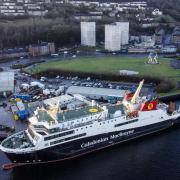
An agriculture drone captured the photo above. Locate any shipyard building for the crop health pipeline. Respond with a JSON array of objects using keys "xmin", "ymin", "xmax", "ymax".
[
  {"xmin": 81, "ymin": 22, "xmax": 96, "ymax": 46},
  {"xmin": 105, "ymin": 24, "xmax": 121, "ymax": 51},
  {"xmin": 0, "ymin": 71, "xmax": 14, "ymax": 95},
  {"xmin": 67, "ymin": 86, "xmax": 127, "ymax": 101}
]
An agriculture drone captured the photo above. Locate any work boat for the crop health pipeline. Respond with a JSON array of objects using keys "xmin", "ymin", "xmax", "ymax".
[{"xmin": 1, "ymin": 80, "xmax": 180, "ymax": 169}]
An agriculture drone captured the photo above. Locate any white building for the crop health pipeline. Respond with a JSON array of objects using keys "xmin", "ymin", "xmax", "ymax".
[
  {"xmin": 161, "ymin": 45, "xmax": 177, "ymax": 53},
  {"xmin": 152, "ymin": 9, "xmax": 163, "ymax": 16},
  {"xmin": 116, "ymin": 22, "xmax": 129, "ymax": 45},
  {"xmin": 0, "ymin": 71, "xmax": 14, "ymax": 93},
  {"xmin": 105, "ymin": 24, "xmax": 121, "ymax": 51},
  {"xmin": 43, "ymin": 95, "xmax": 74, "ymax": 107},
  {"xmin": 81, "ymin": 22, "xmax": 96, "ymax": 46},
  {"xmin": 67, "ymin": 86, "xmax": 127, "ymax": 101}
]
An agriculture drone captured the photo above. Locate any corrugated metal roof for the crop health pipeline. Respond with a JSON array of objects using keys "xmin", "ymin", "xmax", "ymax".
[
  {"xmin": 67, "ymin": 86, "xmax": 127, "ymax": 97},
  {"xmin": 0, "ymin": 71, "xmax": 14, "ymax": 92}
]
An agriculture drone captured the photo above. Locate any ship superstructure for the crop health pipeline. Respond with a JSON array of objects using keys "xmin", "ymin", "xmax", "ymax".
[{"xmin": 1, "ymin": 80, "xmax": 180, "ymax": 167}]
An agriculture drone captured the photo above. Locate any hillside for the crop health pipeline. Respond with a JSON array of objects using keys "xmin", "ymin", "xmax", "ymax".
[{"xmin": 147, "ymin": 0, "xmax": 180, "ymax": 21}]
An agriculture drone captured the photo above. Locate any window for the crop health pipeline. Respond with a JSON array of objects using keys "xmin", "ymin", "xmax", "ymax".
[
  {"xmin": 44, "ymin": 130, "xmax": 74, "ymax": 141},
  {"xmin": 34, "ymin": 125, "xmax": 45, "ymax": 129},
  {"xmin": 49, "ymin": 127, "xmax": 59, "ymax": 134},
  {"xmin": 28, "ymin": 128, "xmax": 35, "ymax": 139},
  {"xmin": 37, "ymin": 131, "xmax": 46, "ymax": 136},
  {"xmin": 115, "ymin": 119, "xmax": 138, "ymax": 128},
  {"xmin": 50, "ymin": 133, "xmax": 86, "ymax": 145}
]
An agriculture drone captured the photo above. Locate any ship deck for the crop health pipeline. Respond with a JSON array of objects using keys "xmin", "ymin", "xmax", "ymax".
[
  {"xmin": 106, "ymin": 104, "xmax": 124, "ymax": 114},
  {"xmin": 57, "ymin": 106, "xmax": 103, "ymax": 122},
  {"xmin": 1, "ymin": 131, "xmax": 34, "ymax": 149},
  {"xmin": 35, "ymin": 104, "xmax": 125, "ymax": 124}
]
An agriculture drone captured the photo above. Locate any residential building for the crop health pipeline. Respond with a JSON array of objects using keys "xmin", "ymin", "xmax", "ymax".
[
  {"xmin": 0, "ymin": 48, "xmax": 28, "ymax": 59},
  {"xmin": 155, "ymin": 28, "xmax": 165, "ymax": 44},
  {"xmin": 29, "ymin": 42, "xmax": 55, "ymax": 57},
  {"xmin": 105, "ymin": 24, "xmax": 121, "ymax": 51},
  {"xmin": 172, "ymin": 27, "xmax": 180, "ymax": 44},
  {"xmin": 74, "ymin": 13, "xmax": 102, "ymax": 20},
  {"xmin": 81, "ymin": 22, "xmax": 96, "ymax": 47},
  {"xmin": 116, "ymin": 22, "xmax": 129, "ymax": 45}
]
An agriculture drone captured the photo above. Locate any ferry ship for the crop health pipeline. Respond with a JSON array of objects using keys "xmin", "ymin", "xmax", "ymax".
[{"xmin": 0, "ymin": 80, "xmax": 180, "ymax": 168}]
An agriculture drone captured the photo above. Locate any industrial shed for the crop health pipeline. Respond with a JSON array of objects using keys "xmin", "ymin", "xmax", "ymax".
[
  {"xmin": 0, "ymin": 71, "xmax": 14, "ymax": 93},
  {"xmin": 67, "ymin": 86, "xmax": 127, "ymax": 101}
]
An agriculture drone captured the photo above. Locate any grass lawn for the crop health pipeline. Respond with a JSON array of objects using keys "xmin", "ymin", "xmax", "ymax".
[
  {"xmin": 25, "ymin": 56, "xmax": 180, "ymax": 82},
  {"xmin": 158, "ymin": 89, "xmax": 180, "ymax": 96}
]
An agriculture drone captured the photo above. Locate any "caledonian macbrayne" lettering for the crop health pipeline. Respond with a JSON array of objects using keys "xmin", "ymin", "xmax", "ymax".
[{"xmin": 81, "ymin": 130, "xmax": 134, "ymax": 148}]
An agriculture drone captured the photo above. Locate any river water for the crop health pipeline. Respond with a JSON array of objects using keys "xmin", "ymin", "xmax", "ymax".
[{"xmin": 0, "ymin": 101, "xmax": 180, "ymax": 180}]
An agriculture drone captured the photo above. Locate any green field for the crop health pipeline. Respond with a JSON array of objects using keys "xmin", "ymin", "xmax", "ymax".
[{"xmin": 25, "ymin": 56, "xmax": 180, "ymax": 82}]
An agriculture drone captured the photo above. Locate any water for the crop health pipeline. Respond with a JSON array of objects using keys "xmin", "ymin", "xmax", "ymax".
[{"xmin": 1, "ymin": 101, "xmax": 180, "ymax": 180}]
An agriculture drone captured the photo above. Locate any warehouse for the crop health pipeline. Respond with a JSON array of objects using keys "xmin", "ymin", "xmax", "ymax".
[
  {"xmin": 0, "ymin": 71, "xmax": 14, "ymax": 95},
  {"xmin": 67, "ymin": 86, "xmax": 127, "ymax": 101}
]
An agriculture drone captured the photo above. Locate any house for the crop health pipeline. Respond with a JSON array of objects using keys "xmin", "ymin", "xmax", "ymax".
[
  {"xmin": 155, "ymin": 28, "xmax": 165, "ymax": 44},
  {"xmin": 0, "ymin": 48, "xmax": 28, "ymax": 59},
  {"xmin": 171, "ymin": 27, "xmax": 180, "ymax": 44},
  {"xmin": 152, "ymin": 9, "xmax": 163, "ymax": 16},
  {"xmin": 161, "ymin": 45, "xmax": 177, "ymax": 53},
  {"xmin": 74, "ymin": 13, "xmax": 102, "ymax": 20}
]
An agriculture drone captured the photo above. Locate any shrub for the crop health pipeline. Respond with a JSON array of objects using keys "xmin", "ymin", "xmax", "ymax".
[{"xmin": 156, "ymin": 79, "xmax": 176, "ymax": 93}]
